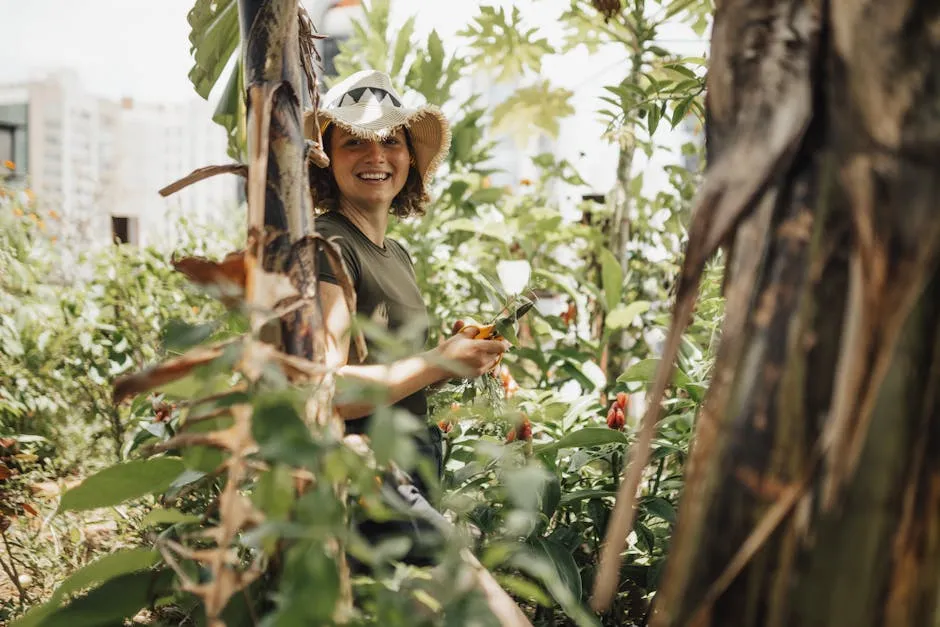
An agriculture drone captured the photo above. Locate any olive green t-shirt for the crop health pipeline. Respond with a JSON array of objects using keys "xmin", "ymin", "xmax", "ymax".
[{"xmin": 315, "ymin": 211, "xmax": 430, "ymax": 435}]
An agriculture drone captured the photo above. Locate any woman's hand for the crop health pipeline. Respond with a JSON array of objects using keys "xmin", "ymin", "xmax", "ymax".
[{"xmin": 432, "ymin": 324, "xmax": 510, "ymax": 380}]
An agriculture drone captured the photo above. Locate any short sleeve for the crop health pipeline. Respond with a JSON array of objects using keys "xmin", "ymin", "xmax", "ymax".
[{"xmin": 315, "ymin": 218, "xmax": 360, "ymax": 288}]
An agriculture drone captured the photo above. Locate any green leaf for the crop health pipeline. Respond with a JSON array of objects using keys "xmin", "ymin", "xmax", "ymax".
[
  {"xmin": 252, "ymin": 465, "xmax": 295, "ymax": 523},
  {"xmin": 212, "ymin": 57, "xmax": 246, "ymax": 159},
  {"xmin": 162, "ymin": 319, "xmax": 216, "ymax": 352},
  {"xmin": 647, "ymin": 101, "xmax": 662, "ymax": 135},
  {"xmin": 140, "ymin": 508, "xmax": 202, "ymax": 527},
  {"xmin": 496, "ymin": 574, "xmax": 553, "ymax": 606},
  {"xmin": 13, "ymin": 569, "xmax": 173, "ymax": 627},
  {"xmin": 671, "ymin": 95, "xmax": 694, "ymax": 128},
  {"xmin": 599, "ymin": 247, "xmax": 623, "ymax": 312},
  {"xmin": 390, "ymin": 16, "xmax": 416, "ymax": 78},
  {"xmin": 187, "ymin": 0, "xmax": 239, "ymax": 99},
  {"xmin": 252, "ymin": 394, "xmax": 319, "ymax": 468},
  {"xmin": 56, "ymin": 548, "xmax": 161, "ymax": 600},
  {"xmin": 559, "ymin": 489, "xmax": 617, "ymax": 505},
  {"xmin": 617, "ymin": 359, "xmax": 691, "ymax": 387},
  {"xmin": 641, "ymin": 496, "xmax": 677, "ymax": 524},
  {"xmin": 467, "ymin": 187, "xmax": 505, "ymax": 205},
  {"xmin": 605, "ymin": 300, "xmax": 650, "ymax": 331},
  {"xmin": 533, "ymin": 538, "xmax": 582, "ymax": 602},
  {"xmin": 459, "ymin": 5, "xmax": 554, "ymax": 83},
  {"xmin": 491, "ymin": 81, "xmax": 575, "ymax": 144},
  {"xmin": 59, "ymin": 458, "xmax": 186, "ymax": 513},
  {"xmin": 265, "ymin": 541, "xmax": 340, "ymax": 624},
  {"xmin": 534, "ymin": 428, "xmax": 628, "ymax": 455}
]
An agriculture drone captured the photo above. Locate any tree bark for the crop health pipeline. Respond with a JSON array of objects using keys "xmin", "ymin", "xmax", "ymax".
[
  {"xmin": 238, "ymin": 0, "xmax": 351, "ymax": 618},
  {"xmin": 649, "ymin": 1, "xmax": 940, "ymax": 625}
]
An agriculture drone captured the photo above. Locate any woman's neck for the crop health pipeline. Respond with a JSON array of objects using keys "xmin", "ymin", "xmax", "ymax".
[{"xmin": 337, "ymin": 198, "xmax": 389, "ymax": 247}]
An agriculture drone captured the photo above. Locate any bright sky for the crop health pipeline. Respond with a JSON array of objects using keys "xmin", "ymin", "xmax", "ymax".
[
  {"xmin": 0, "ymin": 0, "xmax": 707, "ymax": 192},
  {"xmin": 0, "ymin": 0, "xmax": 490, "ymax": 103}
]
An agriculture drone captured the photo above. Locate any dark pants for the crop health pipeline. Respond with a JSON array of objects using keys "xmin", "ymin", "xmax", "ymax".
[{"xmin": 350, "ymin": 426, "xmax": 451, "ymax": 571}]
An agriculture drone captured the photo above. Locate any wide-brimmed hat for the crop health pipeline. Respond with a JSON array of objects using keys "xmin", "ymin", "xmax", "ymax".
[{"xmin": 303, "ymin": 69, "xmax": 451, "ymax": 187}]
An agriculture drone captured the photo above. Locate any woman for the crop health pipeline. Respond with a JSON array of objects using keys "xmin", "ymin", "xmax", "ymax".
[{"xmin": 303, "ymin": 70, "xmax": 508, "ymax": 566}]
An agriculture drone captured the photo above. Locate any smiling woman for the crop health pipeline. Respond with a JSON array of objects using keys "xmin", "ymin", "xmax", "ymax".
[{"xmin": 304, "ymin": 70, "xmax": 511, "ymax": 570}]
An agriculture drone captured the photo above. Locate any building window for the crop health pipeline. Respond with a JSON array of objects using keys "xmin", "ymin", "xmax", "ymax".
[{"xmin": 111, "ymin": 216, "xmax": 139, "ymax": 245}]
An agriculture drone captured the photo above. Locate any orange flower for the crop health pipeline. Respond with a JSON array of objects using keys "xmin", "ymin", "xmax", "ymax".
[
  {"xmin": 616, "ymin": 392, "xmax": 629, "ymax": 410},
  {"xmin": 437, "ymin": 419, "xmax": 453, "ymax": 434},
  {"xmin": 191, "ymin": 305, "xmax": 200, "ymax": 315},
  {"xmin": 50, "ymin": 236, "xmax": 57, "ymax": 243},
  {"xmin": 507, "ymin": 414, "xmax": 532, "ymax": 443},
  {"xmin": 13, "ymin": 207, "xmax": 23, "ymax": 217},
  {"xmin": 561, "ymin": 301, "xmax": 577, "ymax": 327},
  {"xmin": 520, "ymin": 178, "xmax": 533, "ymax": 186},
  {"xmin": 606, "ymin": 404, "xmax": 625, "ymax": 430},
  {"xmin": 3, "ymin": 160, "xmax": 14, "ymax": 170},
  {"xmin": 48, "ymin": 209, "xmax": 59, "ymax": 220}
]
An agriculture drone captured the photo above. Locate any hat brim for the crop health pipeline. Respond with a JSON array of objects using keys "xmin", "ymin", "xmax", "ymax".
[{"xmin": 303, "ymin": 103, "xmax": 451, "ymax": 188}]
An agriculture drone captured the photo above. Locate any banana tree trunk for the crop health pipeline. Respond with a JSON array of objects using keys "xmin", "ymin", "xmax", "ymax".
[
  {"xmin": 238, "ymin": 0, "xmax": 351, "ymax": 618},
  {"xmin": 647, "ymin": 1, "xmax": 940, "ymax": 626}
]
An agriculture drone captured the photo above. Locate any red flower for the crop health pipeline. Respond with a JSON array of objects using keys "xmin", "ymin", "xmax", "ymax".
[
  {"xmin": 607, "ymin": 404, "xmax": 625, "ymax": 430},
  {"xmin": 616, "ymin": 392, "xmax": 629, "ymax": 410},
  {"xmin": 506, "ymin": 415, "xmax": 532, "ymax": 443}
]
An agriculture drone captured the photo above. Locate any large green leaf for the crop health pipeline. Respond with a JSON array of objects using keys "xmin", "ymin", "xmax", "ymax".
[
  {"xmin": 605, "ymin": 300, "xmax": 650, "ymax": 331},
  {"xmin": 491, "ymin": 81, "xmax": 575, "ymax": 144},
  {"xmin": 599, "ymin": 247, "xmax": 623, "ymax": 312},
  {"xmin": 459, "ymin": 5, "xmax": 554, "ymax": 83},
  {"xmin": 559, "ymin": 489, "xmax": 617, "ymax": 505},
  {"xmin": 532, "ymin": 538, "xmax": 582, "ymax": 603},
  {"xmin": 252, "ymin": 394, "xmax": 319, "ymax": 468},
  {"xmin": 188, "ymin": 0, "xmax": 239, "ymax": 99},
  {"xmin": 390, "ymin": 15, "xmax": 416, "ymax": 78},
  {"xmin": 617, "ymin": 358, "xmax": 691, "ymax": 388},
  {"xmin": 140, "ymin": 508, "xmax": 203, "ymax": 527},
  {"xmin": 13, "ymin": 569, "xmax": 173, "ymax": 627},
  {"xmin": 58, "ymin": 457, "xmax": 186, "ymax": 513},
  {"xmin": 213, "ymin": 57, "xmax": 246, "ymax": 160},
  {"xmin": 57, "ymin": 548, "xmax": 161, "ymax": 600},
  {"xmin": 641, "ymin": 495, "xmax": 677, "ymax": 525},
  {"xmin": 534, "ymin": 428, "xmax": 628, "ymax": 455}
]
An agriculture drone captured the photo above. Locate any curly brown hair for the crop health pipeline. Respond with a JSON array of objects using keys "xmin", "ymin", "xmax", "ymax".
[{"xmin": 308, "ymin": 124, "xmax": 429, "ymax": 218}]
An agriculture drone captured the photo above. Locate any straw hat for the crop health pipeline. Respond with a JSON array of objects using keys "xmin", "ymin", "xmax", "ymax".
[{"xmin": 303, "ymin": 69, "xmax": 452, "ymax": 187}]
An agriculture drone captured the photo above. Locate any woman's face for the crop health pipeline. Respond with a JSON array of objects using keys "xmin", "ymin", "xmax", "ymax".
[{"xmin": 330, "ymin": 126, "xmax": 411, "ymax": 212}]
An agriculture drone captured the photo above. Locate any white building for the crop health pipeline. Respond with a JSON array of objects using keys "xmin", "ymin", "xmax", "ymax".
[{"xmin": 0, "ymin": 71, "xmax": 239, "ymax": 249}]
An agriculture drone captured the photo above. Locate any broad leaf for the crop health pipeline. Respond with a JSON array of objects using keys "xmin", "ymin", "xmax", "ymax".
[
  {"xmin": 491, "ymin": 81, "xmax": 575, "ymax": 144},
  {"xmin": 13, "ymin": 569, "xmax": 173, "ymax": 627},
  {"xmin": 535, "ymin": 428, "xmax": 628, "ymax": 455},
  {"xmin": 59, "ymin": 458, "xmax": 186, "ymax": 513},
  {"xmin": 617, "ymin": 358, "xmax": 691, "ymax": 388},
  {"xmin": 605, "ymin": 300, "xmax": 650, "ymax": 331},
  {"xmin": 252, "ymin": 394, "xmax": 319, "ymax": 468},
  {"xmin": 641, "ymin": 496, "xmax": 677, "ymax": 525},
  {"xmin": 188, "ymin": 0, "xmax": 239, "ymax": 99},
  {"xmin": 599, "ymin": 247, "xmax": 623, "ymax": 312},
  {"xmin": 140, "ymin": 508, "xmax": 202, "ymax": 527}
]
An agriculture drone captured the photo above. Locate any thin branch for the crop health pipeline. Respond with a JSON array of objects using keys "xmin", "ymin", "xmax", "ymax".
[{"xmin": 159, "ymin": 164, "xmax": 248, "ymax": 198}]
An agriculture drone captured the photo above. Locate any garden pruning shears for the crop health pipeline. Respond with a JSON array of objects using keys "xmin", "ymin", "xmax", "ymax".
[{"xmin": 472, "ymin": 297, "xmax": 535, "ymax": 340}]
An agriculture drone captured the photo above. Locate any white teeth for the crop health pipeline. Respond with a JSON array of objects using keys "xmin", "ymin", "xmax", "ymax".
[{"xmin": 358, "ymin": 173, "xmax": 389, "ymax": 180}]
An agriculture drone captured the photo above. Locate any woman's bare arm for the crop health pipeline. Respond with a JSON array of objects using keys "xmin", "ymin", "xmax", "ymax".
[{"xmin": 319, "ymin": 282, "xmax": 508, "ymax": 420}]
